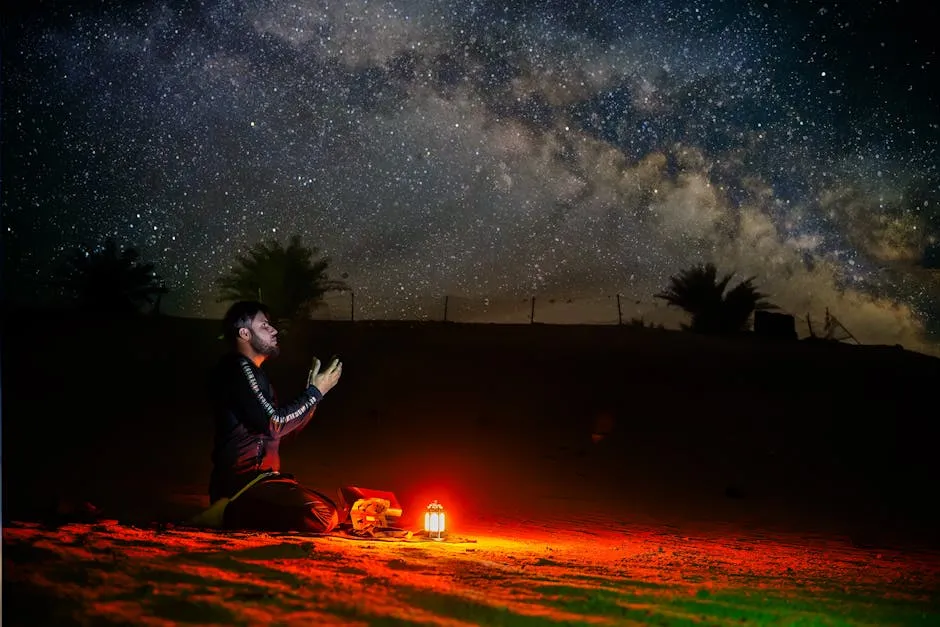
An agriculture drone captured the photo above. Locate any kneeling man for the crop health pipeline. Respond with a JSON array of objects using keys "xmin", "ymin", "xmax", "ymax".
[{"xmin": 206, "ymin": 300, "xmax": 343, "ymax": 532}]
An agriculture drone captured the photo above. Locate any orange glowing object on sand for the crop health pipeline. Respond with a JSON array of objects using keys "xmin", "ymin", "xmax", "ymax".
[{"xmin": 424, "ymin": 500, "xmax": 445, "ymax": 539}]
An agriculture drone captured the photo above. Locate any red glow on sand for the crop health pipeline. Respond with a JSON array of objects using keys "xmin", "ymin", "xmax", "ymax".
[{"xmin": 5, "ymin": 514, "xmax": 938, "ymax": 625}]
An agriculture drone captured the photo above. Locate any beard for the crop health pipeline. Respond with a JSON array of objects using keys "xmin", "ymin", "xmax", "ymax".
[{"xmin": 250, "ymin": 333, "xmax": 280, "ymax": 357}]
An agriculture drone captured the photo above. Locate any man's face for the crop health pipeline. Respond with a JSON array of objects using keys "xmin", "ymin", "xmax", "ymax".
[{"xmin": 246, "ymin": 312, "xmax": 280, "ymax": 357}]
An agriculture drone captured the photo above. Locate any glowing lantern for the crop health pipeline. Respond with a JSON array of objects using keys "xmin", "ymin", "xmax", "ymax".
[{"xmin": 424, "ymin": 500, "xmax": 445, "ymax": 540}]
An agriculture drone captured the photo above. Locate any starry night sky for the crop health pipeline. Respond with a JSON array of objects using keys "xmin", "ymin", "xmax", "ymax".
[{"xmin": 2, "ymin": 1, "xmax": 938, "ymax": 350}]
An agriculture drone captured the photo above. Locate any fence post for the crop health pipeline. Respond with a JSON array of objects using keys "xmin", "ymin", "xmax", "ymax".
[
  {"xmin": 443, "ymin": 295, "xmax": 449, "ymax": 322},
  {"xmin": 530, "ymin": 296, "xmax": 536, "ymax": 324},
  {"xmin": 350, "ymin": 291, "xmax": 355, "ymax": 322},
  {"xmin": 616, "ymin": 293, "xmax": 623, "ymax": 325}
]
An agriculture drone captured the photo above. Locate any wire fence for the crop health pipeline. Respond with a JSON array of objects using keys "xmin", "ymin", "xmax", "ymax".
[
  {"xmin": 312, "ymin": 291, "xmax": 686, "ymax": 330},
  {"xmin": 312, "ymin": 291, "xmax": 664, "ymax": 325},
  {"xmin": 309, "ymin": 290, "xmax": 860, "ymax": 343}
]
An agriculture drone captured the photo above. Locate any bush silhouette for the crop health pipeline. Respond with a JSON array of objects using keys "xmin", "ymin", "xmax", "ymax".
[
  {"xmin": 60, "ymin": 238, "xmax": 168, "ymax": 316},
  {"xmin": 215, "ymin": 234, "xmax": 348, "ymax": 322},
  {"xmin": 655, "ymin": 263, "xmax": 776, "ymax": 335}
]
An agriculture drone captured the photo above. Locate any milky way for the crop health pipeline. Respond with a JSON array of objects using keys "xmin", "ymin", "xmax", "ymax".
[{"xmin": 3, "ymin": 1, "xmax": 938, "ymax": 351}]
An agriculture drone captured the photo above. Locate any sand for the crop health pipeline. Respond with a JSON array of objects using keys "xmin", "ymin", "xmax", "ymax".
[{"xmin": 3, "ymin": 312, "xmax": 939, "ymax": 625}]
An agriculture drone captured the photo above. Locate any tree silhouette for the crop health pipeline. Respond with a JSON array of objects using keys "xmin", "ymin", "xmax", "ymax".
[
  {"xmin": 62, "ymin": 238, "xmax": 168, "ymax": 316},
  {"xmin": 655, "ymin": 263, "xmax": 776, "ymax": 334},
  {"xmin": 215, "ymin": 235, "xmax": 348, "ymax": 321}
]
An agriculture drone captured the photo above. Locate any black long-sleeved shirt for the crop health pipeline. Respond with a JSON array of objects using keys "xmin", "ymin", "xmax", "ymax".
[{"xmin": 208, "ymin": 353, "xmax": 322, "ymax": 502}]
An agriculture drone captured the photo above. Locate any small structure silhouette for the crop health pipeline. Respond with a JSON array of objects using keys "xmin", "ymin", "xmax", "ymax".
[{"xmin": 805, "ymin": 308, "xmax": 861, "ymax": 345}]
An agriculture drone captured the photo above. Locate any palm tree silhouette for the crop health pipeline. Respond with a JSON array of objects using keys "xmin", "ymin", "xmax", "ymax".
[
  {"xmin": 655, "ymin": 263, "xmax": 776, "ymax": 334},
  {"xmin": 216, "ymin": 234, "xmax": 348, "ymax": 321},
  {"xmin": 63, "ymin": 238, "xmax": 168, "ymax": 316}
]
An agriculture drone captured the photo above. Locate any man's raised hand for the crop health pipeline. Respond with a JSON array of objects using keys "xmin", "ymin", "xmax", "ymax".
[
  {"xmin": 308, "ymin": 357, "xmax": 321, "ymax": 386},
  {"xmin": 308, "ymin": 356, "xmax": 342, "ymax": 396}
]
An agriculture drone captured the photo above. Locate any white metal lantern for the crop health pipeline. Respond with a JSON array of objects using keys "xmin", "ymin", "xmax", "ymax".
[{"xmin": 424, "ymin": 500, "xmax": 445, "ymax": 540}]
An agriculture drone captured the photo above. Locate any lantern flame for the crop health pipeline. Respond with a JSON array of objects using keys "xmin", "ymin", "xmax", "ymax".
[{"xmin": 424, "ymin": 500, "xmax": 445, "ymax": 540}]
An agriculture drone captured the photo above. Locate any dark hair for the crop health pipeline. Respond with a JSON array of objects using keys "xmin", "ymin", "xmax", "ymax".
[{"xmin": 222, "ymin": 301, "xmax": 271, "ymax": 343}]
